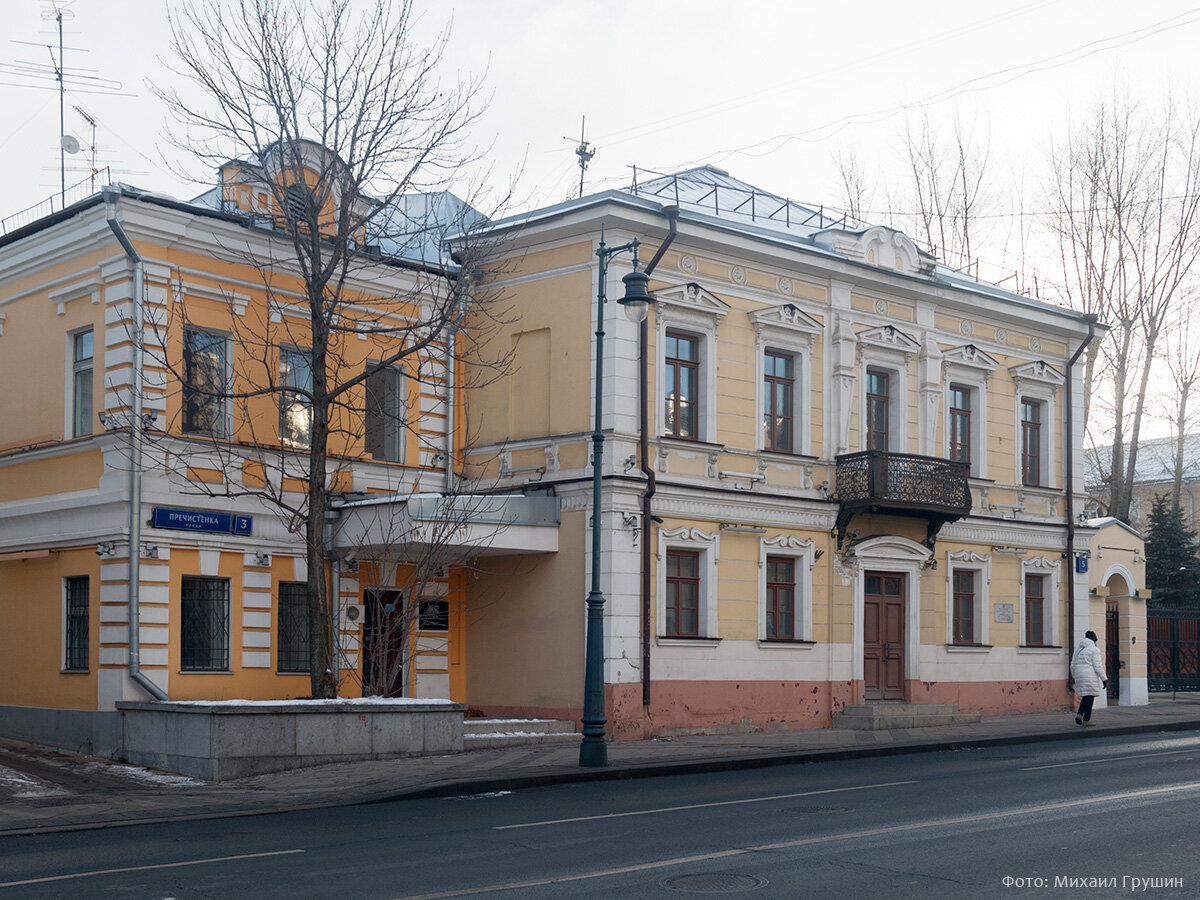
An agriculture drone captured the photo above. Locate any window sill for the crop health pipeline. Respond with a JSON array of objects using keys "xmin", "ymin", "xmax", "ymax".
[
  {"xmin": 656, "ymin": 636, "xmax": 721, "ymax": 648},
  {"xmin": 1018, "ymin": 645, "xmax": 1063, "ymax": 654},
  {"xmin": 758, "ymin": 450, "xmax": 819, "ymax": 463},
  {"xmin": 179, "ymin": 669, "xmax": 234, "ymax": 675},
  {"xmin": 757, "ymin": 639, "xmax": 816, "ymax": 650},
  {"xmin": 944, "ymin": 643, "xmax": 993, "ymax": 653},
  {"xmin": 60, "ymin": 668, "xmax": 89, "ymax": 674},
  {"xmin": 276, "ymin": 670, "xmax": 311, "ymax": 676},
  {"xmin": 657, "ymin": 436, "xmax": 725, "ymax": 452}
]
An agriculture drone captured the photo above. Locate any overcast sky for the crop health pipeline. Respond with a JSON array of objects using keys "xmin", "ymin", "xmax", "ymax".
[{"xmin": 3, "ymin": 0, "xmax": 1197, "ymax": 436}]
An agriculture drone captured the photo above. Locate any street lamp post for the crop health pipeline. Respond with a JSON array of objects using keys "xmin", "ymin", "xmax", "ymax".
[{"xmin": 579, "ymin": 227, "xmax": 653, "ymax": 767}]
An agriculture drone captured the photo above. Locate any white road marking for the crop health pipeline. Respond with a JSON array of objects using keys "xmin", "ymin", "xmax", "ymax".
[
  {"xmin": 493, "ymin": 780, "xmax": 919, "ymax": 830},
  {"xmin": 402, "ymin": 780, "xmax": 1200, "ymax": 899},
  {"xmin": 0, "ymin": 849, "xmax": 305, "ymax": 889},
  {"xmin": 1021, "ymin": 747, "xmax": 1200, "ymax": 770}
]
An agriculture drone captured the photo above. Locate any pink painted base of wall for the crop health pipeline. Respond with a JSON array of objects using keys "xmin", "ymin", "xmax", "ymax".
[
  {"xmin": 473, "ymin": 678, "xmax": 1071, "ymax": 741},
  {"xmin": 906, "ymin": 679, "xmax": 1072, "ymax": 715}
]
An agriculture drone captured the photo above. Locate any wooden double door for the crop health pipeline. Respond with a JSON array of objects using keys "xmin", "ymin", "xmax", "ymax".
[{"xmin": 864, "ymin": 572, "xmax": 906, "ymax": 700}]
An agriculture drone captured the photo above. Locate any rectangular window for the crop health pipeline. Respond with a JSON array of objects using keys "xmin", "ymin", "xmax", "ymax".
[
  {"xmin": 72, "ymin": 329, "xmax": 93, "ymax": 438},
  {"xmin": 183, "ymin": 329, "xmax": 229, "ymax": 437},
  {"xmin": 64, "ymin": 575, "xmax": 89, "ymax": 671},
  {"xmin": 1025, "ymin": 573, "xmax": 1045, "ymax": 646},
  {"xmin": 866, "ymin": 368, "xmax": 890, "ymax": 451},
  {"xmin": 418, "ymin": 599, "xmax": 449, "ymax": 632},
  {"xmin": 952, "ymin": 570, "xmax": 975, "ymax": 645},
  {"xmin": 181, "ymin": 576, "xmax": 230, "ymax": 671},
  {"xmin": 763, "ymin": 351, "xmax": 794, "ymax": 453},
  {"xmin": 1021, "ymin": 399, "xmax": 1042, "ymax": 486},
  {"xmin": 664, "ymin": 331, "xmax": 699, "ymax": 439},
  {"xmin": 765, "ymin": 556, "xmax": 796, "ymax": 640},
  {"xmin": 949, "ymin": 384, "xmax": 971, "ymax": 465},
  {"xmin": 277, "ymin": 581, "xmax": 310, "ymax": 673},
  {"xmin": 280, "ymin": 347, "xmax": 314, "ymax": 448},
  {"xmin": 365, "ymin": 365, "xmax": 404, "ymax": 462},
  {"xmin": 665, "ymin": 549, "xmax": 700, "ymax": 637}
]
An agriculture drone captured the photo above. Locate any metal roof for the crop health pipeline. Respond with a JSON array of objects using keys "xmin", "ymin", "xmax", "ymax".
[{"xmin": 1086, "ymin": 433, "xmax": 1200, "ymax": 487}]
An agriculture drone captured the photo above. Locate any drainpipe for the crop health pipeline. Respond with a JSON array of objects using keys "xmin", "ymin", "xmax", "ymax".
[
  {"xmin": 1064, "ymin": 315, "xmax": 1097, "ymax": 689},
  {"xmin": 104, "ymin": 187, "xmax": 169, "ymax": 701},
  {"xmin": 638, "ymin": 206, "xmax": 679, "ymax": 710}
]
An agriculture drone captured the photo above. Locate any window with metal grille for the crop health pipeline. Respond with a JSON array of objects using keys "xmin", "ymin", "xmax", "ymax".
[
  {"xmin": 277, "ymin": 581, "xmax": 310, "ymax": 673},
  {"xmin": 664, "ymin": 331, "xmax": 699, "ymax": 439},
  {"xmin": 763, "ymin": 351, "xmax": 794, "ymax": 453},
  {"xmin": 183, "ymin": 328, "xmax": 230, "ymax": 437},
  {"xmin": 952, "ymin": 570, "xmax": 975, "ymax": 644},
  {"xmin": 665, "ymin": 549, "xmax": 700, "ymax": 637},
  {"xmin": 1021, "ymin": 398, "xmax": 1042, "ymax": 486},
  {"xmin": 1025, "ymin": 573, "xmax": 1046, "ymax": 646},
  {"xmin": 181, "ymin": 576, "xmax": 230, "ymax": 671},
  {"xmin": 64, "ymin": 575, "xmax": 89, "ymax": 671},
  {"xmin": 765, "ymin": 556, "xmax": 795, "ymax": 639},
  {"xmin": 72, "ymin": 329, "xmax": 93, "ymax": 438},
  {"xmin": 949, "ymin": 384, "xmax": 971, "ymax": 464},
  {"xmin": 866, "ymin": 368, "xmax": 890, "ymax": 451}
]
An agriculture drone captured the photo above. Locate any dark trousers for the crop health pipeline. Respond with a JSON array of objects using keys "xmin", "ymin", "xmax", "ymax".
[{"xmin": 1077, "ymin": 695, "xmax": 1095, "ymax": 721}]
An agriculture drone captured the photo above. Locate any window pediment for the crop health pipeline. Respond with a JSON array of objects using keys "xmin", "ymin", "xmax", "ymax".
[
  {"xmin": 944, "ymin": 344, "xmax": 998, "ymax": 378},
  {"xmin": 850, "ymin": 535, "xmax": 932, "ymax": 563},
  {"xmin": 1010, "ymin": 359, "xmax": 1064, "ymax": 393},
  {"xmin": 654, "ymin": 282, "xmax": 730, "ymax": 332},
  {"xmin": 856, "ymin": 324, "xmax": 920, "ymax": 361},
  {"xmin": 948, "ymin": 550, "xmax": 990, "ymax": 565},
  {"xmin": 750, "ymin": 303, "xmax": 823, "ymax": 346}
]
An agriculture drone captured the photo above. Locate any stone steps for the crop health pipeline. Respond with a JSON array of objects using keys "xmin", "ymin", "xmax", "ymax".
[
  {"xmin": 832, "ymin": 703, "xmax": 982, "ymax": 730},
  {"xmin": 463, "ymin": 718, "xmax": 581, "ymax": 749}
]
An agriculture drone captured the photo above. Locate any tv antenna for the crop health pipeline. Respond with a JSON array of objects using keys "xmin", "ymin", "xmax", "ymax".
[
  {"xmin": 72, "ymin": 104, "xmax": 98, "ymax": 190},
  {"xmin": 3, "ymin": 1, "xmax": 129, "ymax": 204},
  {"xmin": 563, "ymin": 116, "xmax": 594, "ymax": 199}
]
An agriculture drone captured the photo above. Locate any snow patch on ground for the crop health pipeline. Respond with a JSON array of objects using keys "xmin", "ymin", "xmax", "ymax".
[
  {"xmin": 81, "ymin": 761, "xmax": 202, "ymax": 787},
  {"xmin": 445, "ymin": 791, "xmax": 513, "ymax": 800},
  {"xmin": 0, "ymin": 765, "xmax": 69, "ymax": 799}
]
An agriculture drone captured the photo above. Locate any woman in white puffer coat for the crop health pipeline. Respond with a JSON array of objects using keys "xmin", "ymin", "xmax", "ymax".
[{"xmin": 1070, "ymin": 630, "xmax": 1107, "ymax": 726}]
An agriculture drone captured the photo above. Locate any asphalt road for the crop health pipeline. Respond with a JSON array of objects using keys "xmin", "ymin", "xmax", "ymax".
[{"xmin": 2, "ymin": 732, "xmax": 1199, "ymax": 898}]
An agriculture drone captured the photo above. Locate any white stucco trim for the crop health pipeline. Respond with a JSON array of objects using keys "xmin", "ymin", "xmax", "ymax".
[
  {"xmin": 848, "ymin": 535, "xmax": 930, "ymax": 685},
  {"xmin": 750, "ymin": 304, "xmax": 821, "ymax": 456},
  {"xmin": 946, "ymin": 549, "xmax": 992, "ymax": 646},
  {"xmin": 657, "ymin": 526, "xmax": 720, "ymax": 639},
  {"xmin": 1020, "ymin": 555, "xmax": 1061, "ymax": 647},
  {"xmin": 758, "ymin": 535, "xmax": 816, "ymax": 641}
]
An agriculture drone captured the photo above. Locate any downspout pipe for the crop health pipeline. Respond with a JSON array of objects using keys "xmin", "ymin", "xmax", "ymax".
[
  {"xmin": 638, "ymin": 206, "xmax": 679, "ymax": 710},
  {"xmin": 104, "ymin": 187, "xmax": 169, "ymax": 702},
  {"xmin": 1064, "ymin": 315, "xmax": 1097, "ymax": 690}
]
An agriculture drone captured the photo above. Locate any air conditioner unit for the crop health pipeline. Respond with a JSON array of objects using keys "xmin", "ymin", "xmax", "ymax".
[{"xmin": 342, "ymin": 604, "xmax": 365, "ymax": 628}]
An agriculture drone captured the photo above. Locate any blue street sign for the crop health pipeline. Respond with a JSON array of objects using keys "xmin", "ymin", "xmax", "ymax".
[
  {"xmin": 151, "ymin": 507, "xmax": 253, "ymax": 536},
  {"xmin": 1075, "ymin": 556, "xmax": 1088, "ymax": 574}
]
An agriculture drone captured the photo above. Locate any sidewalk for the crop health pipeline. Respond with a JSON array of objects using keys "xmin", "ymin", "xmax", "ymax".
[{"xmin": 3, "ymin": 696, "xmax": 1199, "ymax": 837}]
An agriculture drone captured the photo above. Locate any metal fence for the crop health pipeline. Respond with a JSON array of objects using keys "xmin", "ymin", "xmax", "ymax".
[
  {"xmin": 0, "ymin": 169, "xmax": 110, "ymax": 236},
  {"xmin": 1148, "ymin": 607, "xmax": 1200, "ymax": 692}
]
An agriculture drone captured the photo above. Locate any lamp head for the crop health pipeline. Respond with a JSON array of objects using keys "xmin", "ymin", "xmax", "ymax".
[{"xmin": 618, "ymin": 268, "xmax": 653, "ymax": 324}]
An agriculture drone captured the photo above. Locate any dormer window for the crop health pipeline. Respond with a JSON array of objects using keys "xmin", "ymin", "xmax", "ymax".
[{"xmin": 285, "ymin": 183, "xmax": 316, "ymax": 224}]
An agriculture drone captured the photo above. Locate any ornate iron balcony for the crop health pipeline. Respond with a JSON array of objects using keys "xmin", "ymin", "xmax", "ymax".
[{"xmin": 834, "ymin": 450, "xmax": 972, "ymax": 549}]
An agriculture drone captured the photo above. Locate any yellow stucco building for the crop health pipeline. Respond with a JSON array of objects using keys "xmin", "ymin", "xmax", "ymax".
[{"xmin": 1, "ymin": 157, "xmax": 1131, "ymax": 753}]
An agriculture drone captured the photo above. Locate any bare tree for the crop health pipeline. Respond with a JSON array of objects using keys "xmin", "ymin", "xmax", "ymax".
[
  {"xmin": 888, "ymin": 111, "xmax": 994, "ymax": 270},
  {"xmin": 834, "ymin": 147, "xmax": 874, "ymax": 228},
  {"xmin": 1162, "ymin": 297, "xmax": 1200, "ymax": 502},
  {"xmin": 152, "ymin": 0, "xmax": 511, "ymax": 698},
  {"xmin": 1047, "ymin": 91, "xmax": 1200, "ymax": 522}
]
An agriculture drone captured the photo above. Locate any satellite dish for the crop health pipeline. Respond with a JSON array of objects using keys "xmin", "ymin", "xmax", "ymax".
[{"xmin": 61, "ymin": 134, "xmax": 81, "ymax": 154}]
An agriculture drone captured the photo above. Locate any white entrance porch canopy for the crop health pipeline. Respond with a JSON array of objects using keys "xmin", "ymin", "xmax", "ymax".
[{"xmin": 330, "ymin": 493, "xmax": 560, "ymax": 561}]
